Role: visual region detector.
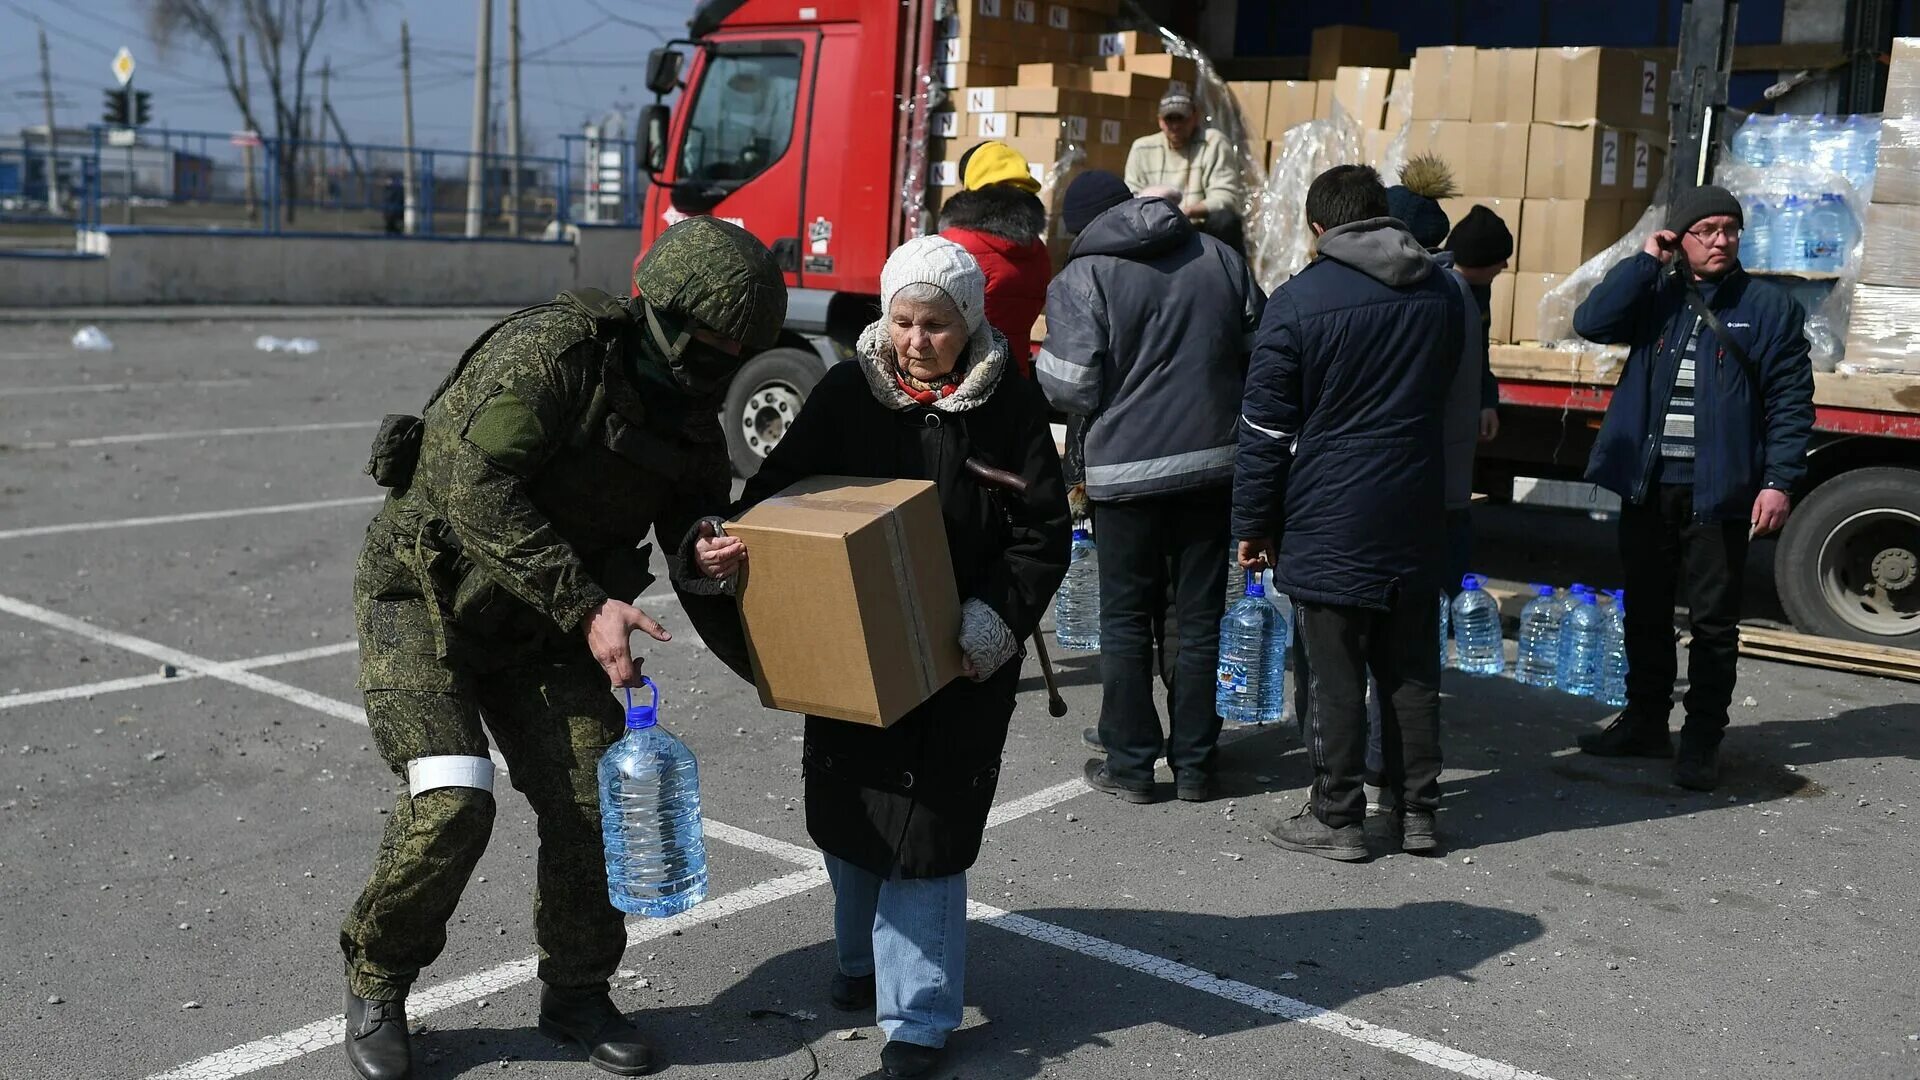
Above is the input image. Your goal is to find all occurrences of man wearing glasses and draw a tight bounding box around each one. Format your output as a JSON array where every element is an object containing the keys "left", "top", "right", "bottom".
[{"left": 1570, "top": 184, "right": 1814, "bottom": 791}]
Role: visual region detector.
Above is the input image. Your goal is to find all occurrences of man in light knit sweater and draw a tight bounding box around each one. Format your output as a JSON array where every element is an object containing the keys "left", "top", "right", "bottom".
[{"left": 1124, "top": 91, "right": 1246, "bottom": 247}]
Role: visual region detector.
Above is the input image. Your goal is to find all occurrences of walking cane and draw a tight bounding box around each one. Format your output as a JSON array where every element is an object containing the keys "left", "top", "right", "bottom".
[{"left": 963, "top": 457, "right": 1069, "bottom": 717}]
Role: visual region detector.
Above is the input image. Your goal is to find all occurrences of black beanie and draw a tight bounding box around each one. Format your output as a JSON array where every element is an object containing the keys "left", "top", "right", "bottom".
[
  {"left": 1386, "top": 185, "right": 1451, "bottom": 249},
  {"left": 1063, "top": 170, "right": 1134, "bottom": 235},
  {"left": 1445, "top": 204, "right": 1515, "bottom": 269},
  {"left": 1667, "top": 184, "right": 1744, "bottom": 234}
]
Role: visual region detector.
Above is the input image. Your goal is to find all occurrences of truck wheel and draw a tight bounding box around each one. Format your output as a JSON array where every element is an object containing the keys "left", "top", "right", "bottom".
[
  {"left": 723, "top": 347, "right": 823, "bottom": 477},
  {"left": 1775, "top": 466, "right": 1920, "bottom": 646}
]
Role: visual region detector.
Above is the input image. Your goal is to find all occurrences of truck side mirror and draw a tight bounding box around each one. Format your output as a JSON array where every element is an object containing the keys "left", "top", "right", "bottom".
[
  {"left": 645, "top": 49, "right": 685, "bottom": 96},
  {"left": 639, "top": 104, "right": 671, "bottom": 176}
]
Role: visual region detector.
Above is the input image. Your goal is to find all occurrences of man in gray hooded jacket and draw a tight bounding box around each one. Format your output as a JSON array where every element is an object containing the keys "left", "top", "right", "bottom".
[{"left": 1039, "top": 170, "right": 1265, "bottom": 804}]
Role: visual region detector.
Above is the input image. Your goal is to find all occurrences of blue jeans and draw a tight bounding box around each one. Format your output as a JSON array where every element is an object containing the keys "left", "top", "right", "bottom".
[{"left": 822, "top": 853, "right": 967, "bottom": 1048}]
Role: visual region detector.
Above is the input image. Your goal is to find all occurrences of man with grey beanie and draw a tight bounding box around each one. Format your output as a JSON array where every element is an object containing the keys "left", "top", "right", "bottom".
[
  {"left": 1572, "top": 183, "right": 1814, "bottom": 792},
  {"left": 1124, "top": 89, "right": 1246, "bottom": 245}
]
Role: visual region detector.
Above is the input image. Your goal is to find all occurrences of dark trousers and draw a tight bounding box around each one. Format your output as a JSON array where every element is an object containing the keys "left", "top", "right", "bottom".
[
  {"left": 1295, "top": 595, "right": 1442, "bottom": 829},
  {"left": 1619, "top": 483, "right": 1751, "bottom": 740},
  {"left": 1092, "top": 489, "right": 1230, "bottom": 785}
]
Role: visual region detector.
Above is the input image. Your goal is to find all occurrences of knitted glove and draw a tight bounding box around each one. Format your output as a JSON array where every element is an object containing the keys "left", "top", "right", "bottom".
[{"left": 958, "top": 598, "right": 1018, "bottom": 682}]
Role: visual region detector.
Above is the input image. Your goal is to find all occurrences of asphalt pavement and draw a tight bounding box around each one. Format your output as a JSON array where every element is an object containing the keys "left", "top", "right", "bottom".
[{"left": 1, "top": 312, "right": 1915, "bottom": 1080}]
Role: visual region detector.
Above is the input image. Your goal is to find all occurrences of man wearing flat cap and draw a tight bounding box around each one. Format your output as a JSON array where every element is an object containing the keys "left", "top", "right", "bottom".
[
  {"left": 1124, "top": 89, "right": 1246, "bottom": 245},
  {"left": 1570, "top": 183, "right": 1814, "bottom": 792}
]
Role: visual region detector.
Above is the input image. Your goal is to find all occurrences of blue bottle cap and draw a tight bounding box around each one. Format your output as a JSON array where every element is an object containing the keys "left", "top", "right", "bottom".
[
  {"left": 624, "top": 678, "right": 660, "bottom": 730},
  {"left": 1246, "top": 578, "right": 1265, "bottom": 597},
  {"left": 1072, "top": 528, "right": 1089, "bottom": 541},
  {"left": 1533, "top": 583, "right": 1555, "bottom": 597},
  {"left": 1579, "top": 592, "right": 1598, "bottom": 605},
  {"left": 1461, "top": 573, "right": 1483, "bottom": 590},
  {"left": 1570, "top": 582, "right": 1592, "bottom": 594}
]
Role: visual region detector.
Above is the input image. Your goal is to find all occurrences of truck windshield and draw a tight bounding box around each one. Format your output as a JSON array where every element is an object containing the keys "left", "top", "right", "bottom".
[{"left": 677, "top": 44, "right": 803, "bottom": 185}]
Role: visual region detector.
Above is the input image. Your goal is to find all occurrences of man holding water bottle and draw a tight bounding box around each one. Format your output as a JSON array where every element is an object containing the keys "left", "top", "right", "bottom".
[
  {"left": 337, "top": 217, "right": 785, "bottom": 1080},
  {"left": 1572, "top": 184, "right": 1814, "bottom": 792}
]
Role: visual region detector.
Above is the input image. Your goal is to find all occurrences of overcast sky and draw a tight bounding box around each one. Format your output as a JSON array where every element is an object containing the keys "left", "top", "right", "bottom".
[{"left": 0, "top": 0, "right": 697, "bottom": 156}]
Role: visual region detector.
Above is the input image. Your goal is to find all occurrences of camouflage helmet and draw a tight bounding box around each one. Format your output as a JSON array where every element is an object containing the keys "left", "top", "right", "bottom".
[{"left": 632, "top": 217, "right": 787, "bottom": 351}]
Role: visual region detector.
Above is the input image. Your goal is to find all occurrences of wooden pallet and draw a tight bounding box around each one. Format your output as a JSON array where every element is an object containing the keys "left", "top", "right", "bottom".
[
  {"left": 1736, "top": 625, "right": 1920, "bottom": 683},
  {"left": 1488, "top": 345, "right": 1920, "bottom": 415}
]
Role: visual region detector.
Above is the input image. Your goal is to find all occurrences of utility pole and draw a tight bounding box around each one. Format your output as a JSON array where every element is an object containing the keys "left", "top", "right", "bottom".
[
  {"left": 401, "top": 20, "right": 417, "bottom": 235},
  {"left": 239, "top": 32, "right": 257, "bottom": 222},
  {"left": 320, "top": 60, "right": 332, "bottom": 192},
  {"left": 465, "top": 0, "right": 492, "bottom": 238},
  {"left": 507, "top": 0, "right": 521, "bottom": 237},
  {"left": 37, "top": 24, "right": 61, "bottom": 215}
]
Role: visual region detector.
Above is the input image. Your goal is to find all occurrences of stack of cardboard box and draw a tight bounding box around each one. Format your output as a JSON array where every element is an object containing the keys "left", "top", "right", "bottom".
[
  {"left": 1225, "top": 26, "right": 1408, "bottom": 172},
  {"left": 1845, "top": 37, "right": 1920, "bottom": 370},
  {"left": 1405, "top": 45, "right": 1668, "bottom": 341}
]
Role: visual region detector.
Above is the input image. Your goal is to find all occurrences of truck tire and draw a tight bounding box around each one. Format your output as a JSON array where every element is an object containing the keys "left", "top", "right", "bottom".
[
  {"left": 723, "top": 347, "right": 824, "bottom": 478},
  {"left": 1774, "top": 466, "right": 1920, "bottom": 646}
]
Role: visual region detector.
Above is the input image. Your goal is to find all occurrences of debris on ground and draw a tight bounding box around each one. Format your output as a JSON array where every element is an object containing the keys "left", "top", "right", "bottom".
[
  {"left": 71, "top": 326, "right": 113, "bottom": 351},
  {"left": 835, "top": 1029, "right": 865, "bottom": 1041},
  {"left": 254, "top": 336, "right": 319, "bottom": 354}
]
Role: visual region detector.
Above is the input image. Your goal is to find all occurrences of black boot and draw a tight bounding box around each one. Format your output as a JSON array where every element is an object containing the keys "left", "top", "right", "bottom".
[
  {"left": 1400, "top": 809, "right": 1439, "bottom": 854},
  {"left": 1673, "top": 732, "right": 1722, "bottom": 792},
  {"left": 880, "top": 1039, "right": 946, "bottom": 1079},
  {"left": 343, "top": 990, "right": 412, "bottom": 1080},
  {"left": 1577, "top": 712, "right": 1673, "bottom": 758},
  {"left": 1083, "top": 758, "right": 1156, "bottom": 804},
  {"left": 1261, "top": 806, "right": 1366, "bottom": 862},
  {"left": 539, "top": 984, "right": 654, "bottom": 1076},
  {"left": 829, "top": 971, "right": 876, "bottom": 1012}
]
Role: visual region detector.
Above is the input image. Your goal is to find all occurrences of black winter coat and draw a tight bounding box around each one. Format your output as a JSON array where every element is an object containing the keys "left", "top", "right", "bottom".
[{"left": 730, "top": 327, "right": 1071, "bottom": 879}]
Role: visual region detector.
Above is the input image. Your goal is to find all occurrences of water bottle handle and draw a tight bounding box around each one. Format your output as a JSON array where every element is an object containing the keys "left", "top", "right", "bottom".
[{"left": 623, "top": 678, "right": 660, "bottom": 715}]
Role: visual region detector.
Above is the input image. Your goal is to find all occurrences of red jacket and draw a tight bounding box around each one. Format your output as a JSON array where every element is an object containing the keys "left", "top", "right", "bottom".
[{"left": 940, "top": 225, "right": 1052, "bottom": 378}]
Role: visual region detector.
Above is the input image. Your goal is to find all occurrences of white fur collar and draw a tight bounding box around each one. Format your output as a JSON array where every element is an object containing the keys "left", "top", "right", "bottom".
[{"left": 854, "top": 320, "right": 1008, "bottom": 413}]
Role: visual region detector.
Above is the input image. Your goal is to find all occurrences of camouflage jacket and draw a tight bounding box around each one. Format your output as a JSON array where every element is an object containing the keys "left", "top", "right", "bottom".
[{"left": 357, "top": 293, "right": 730, "bottom": 679}]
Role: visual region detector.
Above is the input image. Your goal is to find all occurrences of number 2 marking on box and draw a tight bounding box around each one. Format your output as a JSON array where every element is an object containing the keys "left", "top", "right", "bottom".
[
  {"left": 1641, "top": 60, "right": 1659, "bottom": 115},
  {"left": 1633, "top": 142, "right": 1650, "bottom": 189},
  {"left": 1600, "top": 130, "right": 1620, "bottom": 187},
  {"left": 1100, "top": 118, "right": 1122, "bottom": 144},
  {"left": 1048, "top": 4, "right": 1070, "bottom": 29},
  {"left": 978, "top": 113, "right": 1008, "bottom": 138},
  {"left": 978, "top": 0, "right": 1002, "bottom": 16}
]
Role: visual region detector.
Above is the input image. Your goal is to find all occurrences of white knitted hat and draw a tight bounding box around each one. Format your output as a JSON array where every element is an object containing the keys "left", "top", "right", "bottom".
[{"left": 880, "top": 235, "right": 986, "bottom": 334}]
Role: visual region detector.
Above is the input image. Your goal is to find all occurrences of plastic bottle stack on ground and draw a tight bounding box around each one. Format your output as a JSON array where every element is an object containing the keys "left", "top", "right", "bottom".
[
  {"left": 1451, "top": 574, "right": 1504, "bottom": 675},
  {"left": 1599, "top": 590, "right": 1630, "bottom": 708},
  {"left": 1055, "top": 529, "right": 1101, "bottom": 651},
  {"left": 1514, "top": 584, "right": 1562, "bottom": 688},
  {"left": 599, "top": 679, "right": 708, "bottom": 918}
]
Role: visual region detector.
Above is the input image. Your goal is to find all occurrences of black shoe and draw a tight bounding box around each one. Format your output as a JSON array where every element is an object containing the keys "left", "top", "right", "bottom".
[
  {"left": 1673, "top": 737, "right": 1722, "bottom": 792},
  {"left": 880, "top": 1039, "right": 946, "bottom": 1079},
  {"left": 1400, "top": 809, "right": 1438, "bottom": 854},
  {"left": 343, "top": 991, "right": 411, "bottom": 1080},
  {"left": 829, "top": 971, "right": 875, "bottom": 1012},
  {"left": 1083, "top": 758, "right": 1156, "bottom": 804},
  {"left": 1261, "top": 806, "right": 1367, "bottom": 862},
  {"left": 1577, "top": 713, "right": 1673, "bottom": 758},
  {"left": 538, "top": 984, "right": 654, "bottom": 1076},
  {"left": 1174, "top": 772, "right": 1215, "bottom": 803}
]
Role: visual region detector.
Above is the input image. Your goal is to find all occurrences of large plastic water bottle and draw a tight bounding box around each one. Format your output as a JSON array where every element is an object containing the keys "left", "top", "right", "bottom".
[
  {"left": 1599, "top": 590, "right": 1629, "bottom": 707},
  {"left": 1260, "top": 582, "right": 1291, "bottom": 723},
  {"left": 1450, "top": 574, "right": 1504, "bottom": 675},
  {"left": 1743, "top": 196, "right": 1774, "bottom": 271},
  {"left": 600, "top": 679, "right": 708, "bottom": 918},
  {"left": 1771, "top": 196, "right": 1806, "bottom": 273},
  {"left": 1731, "top": 114, "right": 1775, "bottom": 167},
  {"left": 1556, "top": 593, "right": 1606, "bottom": 698},
  {"left": 1437, "top": 588, "right": 1451, "bottom": 671},
  {"left": 1514, "top": 584, "right": 1561, "bottom": 687},
  {"left": 1055, "top": 529, "right": 1100, "bottom": 651},
  {"left": 1216, "top": 580, "right": 1274, "bottom": 724},
  {"left": 1845, "top": 115, "right": 1881, "bottom": 194},
  {"left": 1797, "top": 194, "right": 1850, "bottom": 273}
]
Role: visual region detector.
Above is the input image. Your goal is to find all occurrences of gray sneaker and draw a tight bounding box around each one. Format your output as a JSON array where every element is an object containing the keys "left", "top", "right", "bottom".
[{"left": 1261, "top": 806, "right": 1367, "bottom": 861}]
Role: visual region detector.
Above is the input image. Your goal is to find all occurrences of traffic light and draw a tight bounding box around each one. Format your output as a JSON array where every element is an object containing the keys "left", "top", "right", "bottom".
[
  {"left": 133, "top": 91, "right": 151, "bottom": 127},
  {"left": 103, "top": 88, "right": 129, "bottom": 126}
]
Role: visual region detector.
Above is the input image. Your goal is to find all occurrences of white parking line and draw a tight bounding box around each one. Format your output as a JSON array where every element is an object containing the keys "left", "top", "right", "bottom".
[
  {"left": 0, "top": 641, "right": 359, "bottom": 710},
  {"left": 0, "top": 495, "right": 385, "bottom": 541},
  {"left": 0, "top": 377, "right": 253, "bottom": 398},
  {"left": 15, "top": 419, "right": 379, "bottom": 449}
]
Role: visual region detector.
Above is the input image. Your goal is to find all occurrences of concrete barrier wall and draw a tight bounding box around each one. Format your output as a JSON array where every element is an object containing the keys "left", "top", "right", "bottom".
[{"left": 0, "top": 227, "right": 625, "bottom": 308}]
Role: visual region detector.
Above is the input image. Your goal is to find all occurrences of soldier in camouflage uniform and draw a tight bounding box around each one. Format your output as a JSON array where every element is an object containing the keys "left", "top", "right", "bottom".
[{"left": 338, "top": 217, "right": 786, "bottom": 1080}]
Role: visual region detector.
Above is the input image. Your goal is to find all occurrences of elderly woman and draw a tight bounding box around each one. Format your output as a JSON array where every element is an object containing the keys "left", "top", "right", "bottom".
[{"left": 696, "top": 235, "right": 1069, "bottom": 1078}]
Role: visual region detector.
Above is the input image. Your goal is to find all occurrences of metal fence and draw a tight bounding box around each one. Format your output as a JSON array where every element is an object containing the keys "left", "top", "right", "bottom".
[{"left": 0, "top": 124, "right": 644, "bottom": 242}]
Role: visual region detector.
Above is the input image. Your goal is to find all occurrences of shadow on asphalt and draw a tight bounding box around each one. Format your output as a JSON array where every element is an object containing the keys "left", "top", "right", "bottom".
[{"left": 418, "top": 897, "right": 1543, "bottom": 1078}]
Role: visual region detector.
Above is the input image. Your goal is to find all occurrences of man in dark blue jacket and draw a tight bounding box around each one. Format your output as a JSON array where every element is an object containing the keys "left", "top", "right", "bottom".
[
  {"left": 1572, "top": 185, "right": 1814, "bottom": 791},
  {"left": 1235, "top": 165, "right": 1466, "bottom": 860}
]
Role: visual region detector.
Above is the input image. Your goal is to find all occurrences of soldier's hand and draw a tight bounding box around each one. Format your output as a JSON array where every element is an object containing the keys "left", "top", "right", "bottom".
[
  {"left": 694, "top": 520, "right": 747, "bottom": 579},
  {"left": 1238, "top": 538, "right": 1276, "bottom": 572},
  {"left": 585, "top": 598, "right": 671, "bottom": 688}
]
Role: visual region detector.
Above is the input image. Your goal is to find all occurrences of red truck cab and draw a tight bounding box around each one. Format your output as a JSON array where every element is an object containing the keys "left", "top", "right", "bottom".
[{"left": 637, "top": 0, "right": 939, "bottom": 474}]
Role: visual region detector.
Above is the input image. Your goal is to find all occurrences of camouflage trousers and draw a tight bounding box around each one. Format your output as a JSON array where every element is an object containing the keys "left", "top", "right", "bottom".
[{"left": 341, "top": 596, "right": 628, "bottom": 1001}]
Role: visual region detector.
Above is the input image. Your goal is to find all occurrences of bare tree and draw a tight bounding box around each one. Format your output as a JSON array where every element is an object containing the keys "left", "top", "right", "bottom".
[{"left": 143, "top": 0, "right": 374, "bottom": 223}]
